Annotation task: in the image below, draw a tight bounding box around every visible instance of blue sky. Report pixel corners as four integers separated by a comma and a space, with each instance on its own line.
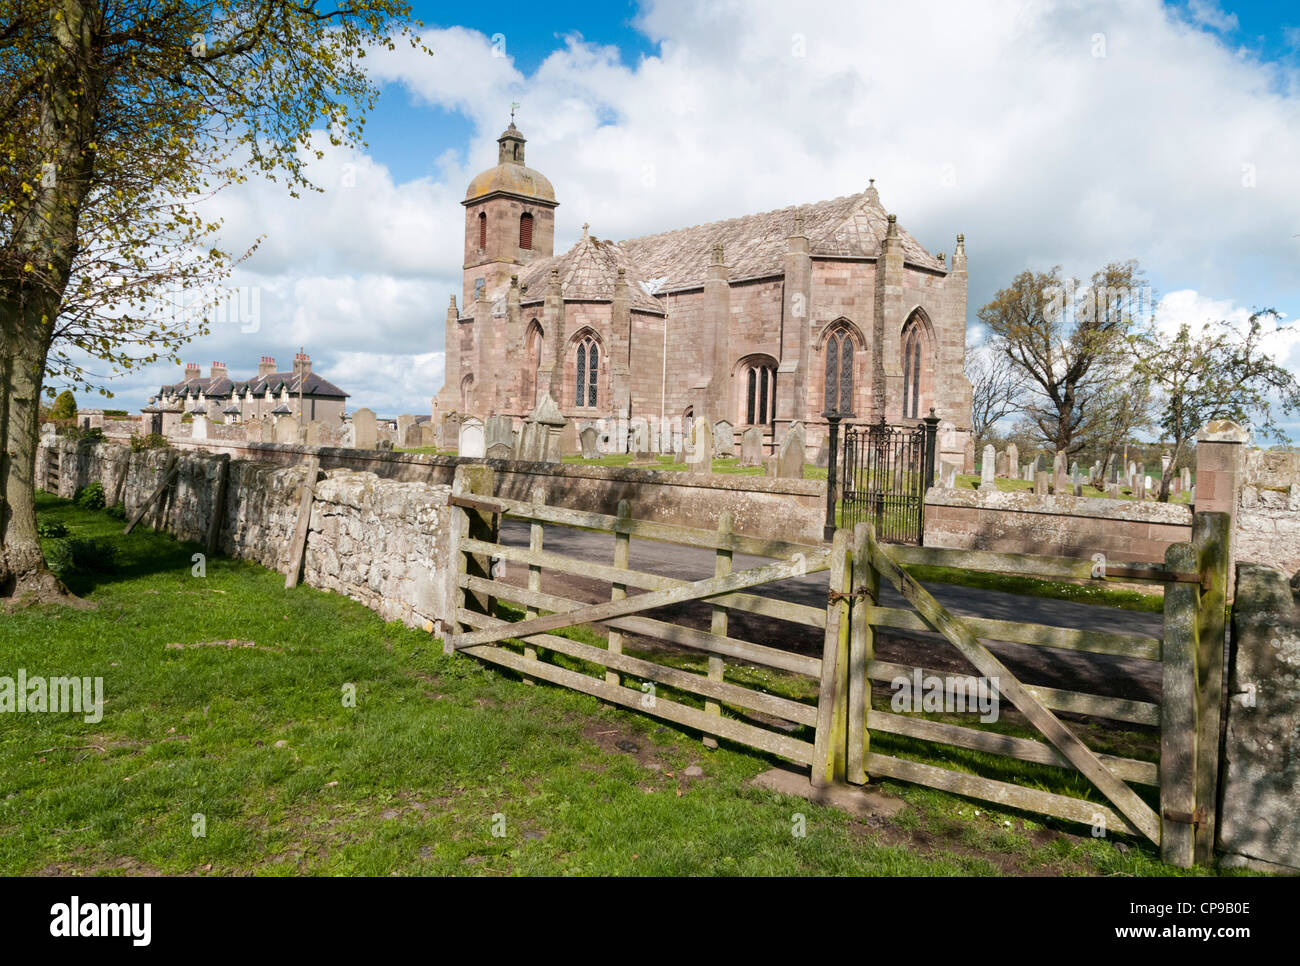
77, 0, 1300, 435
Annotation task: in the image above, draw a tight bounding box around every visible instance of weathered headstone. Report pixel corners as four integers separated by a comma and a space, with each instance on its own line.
419, 423, 436, 448
740, 426, 763, 466
273, 415, 298, 444
521, 395, 567, 463
687, 419, 713, 473
458, 417, 485, 458
774, 422, 805, 479
304, 420, 322, 446
630, 418, 651, 458
485, 415, 513, 454
979, 444, 997, 492
713, 420, 735, 458
396, 414, 415, 448
963, 436, 975, 474
352, 408, 377, 449
1034, 470, 1050, 496
995, 449, 1008, 479
941, 462, 958, 489
1053, 451, 1067, 494
1073, 482, 1083, 497
486, 441, 512, 460
1181, 466, 1192, 493
560, 419, 579, 457
580, 424, 599, 459
1005, 443, 1019, 478
814, 437, 829, 469
1133, 473, 1146, 500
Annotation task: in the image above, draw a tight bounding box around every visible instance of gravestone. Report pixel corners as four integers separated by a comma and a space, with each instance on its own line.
560, 419, 579, 457
273, 415, 298, 444
1181, 466, 1192, 492
352, 408, 377, 449
486, 441, 512, 460
995, 449, 1008, 478
1023, 462, 1033, 483
1073, 482, 1083, 497
963, 437, 975, 474
1053, 451, 1067, 494
814, 437, 829, 469
941, 462, 958, 489
1069, 460, 1079, 482
630, 419, 651, 458
521, 395, 567, 462
1034, 470, 1051, 496
419, 423, 436, 447
458, 417, 485, 458
1161, 451, 1172, 476
1106, 482, 1121, 498
687, 419, 713, 474
1005, 443, 1019, 478
740, 426, 764, 466
402, 422, 422, 448
1128, 461, 1138, 487
774, 422, 805, 479
580, 424, 600, 459
304, 420, 322, 446
1171, 477, 1181, 495
713, 420, 735, 458
979, 444, 997, 492
485, 415, 513, 454
1133, 473, 1146, 500
396, 414, 415, 448
192, 415, 210, 440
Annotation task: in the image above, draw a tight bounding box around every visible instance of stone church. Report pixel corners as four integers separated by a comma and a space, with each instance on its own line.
434, 121, 973, 464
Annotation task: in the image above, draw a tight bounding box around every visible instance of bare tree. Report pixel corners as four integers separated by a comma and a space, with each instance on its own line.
965, 343, 1026, 448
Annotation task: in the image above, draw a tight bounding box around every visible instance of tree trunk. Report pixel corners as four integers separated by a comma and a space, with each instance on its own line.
0, 292, 69, 600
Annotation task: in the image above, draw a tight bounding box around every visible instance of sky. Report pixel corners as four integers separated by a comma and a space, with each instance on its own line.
70, 0, 1300, 430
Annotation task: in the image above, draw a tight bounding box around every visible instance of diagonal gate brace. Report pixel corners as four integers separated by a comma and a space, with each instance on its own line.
867, 535, 1162, 845
452, 550, 829, 651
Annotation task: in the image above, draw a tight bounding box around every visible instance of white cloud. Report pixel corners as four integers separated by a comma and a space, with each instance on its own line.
1186, 0, 1238, 33
80, 1, 1300, 418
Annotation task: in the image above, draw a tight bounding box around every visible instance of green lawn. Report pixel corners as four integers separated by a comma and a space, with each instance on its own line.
0, 493, 1237, 876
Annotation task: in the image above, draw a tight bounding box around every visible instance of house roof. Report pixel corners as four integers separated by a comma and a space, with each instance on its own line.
158, 369, 349, 400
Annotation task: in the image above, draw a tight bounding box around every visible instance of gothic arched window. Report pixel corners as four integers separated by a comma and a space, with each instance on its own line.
902, 320, 925, 420
523, 320, 543, 407
575, 336, 599, 407
519, 212, 534, 250
823, 327, 855, 415
739, 358, 776, 426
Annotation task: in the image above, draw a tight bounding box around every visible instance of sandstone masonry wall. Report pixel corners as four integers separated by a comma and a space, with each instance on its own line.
39, 437, 452, 628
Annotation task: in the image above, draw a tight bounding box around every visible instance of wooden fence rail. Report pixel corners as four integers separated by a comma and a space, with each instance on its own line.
440, 464, 1229, 869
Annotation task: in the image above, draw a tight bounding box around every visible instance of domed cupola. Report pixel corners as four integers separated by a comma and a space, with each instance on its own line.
461, 120, 558, 308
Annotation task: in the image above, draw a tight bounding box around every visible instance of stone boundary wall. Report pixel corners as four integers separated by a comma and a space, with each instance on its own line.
38, 437, 453, 628
1237, 484, 1300, 577
1219, 563, 1300, 873
161, 437, 827, 543
923, 487, 1194, 563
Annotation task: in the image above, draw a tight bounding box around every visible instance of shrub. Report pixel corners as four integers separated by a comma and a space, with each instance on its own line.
74, 481, 106, 510
106, 502, 127, 521
36, 521, 68, 538
60, 425, 104, 442
49, 390, 77, 420
48, 537, 119, 577
129, 432, 168, 452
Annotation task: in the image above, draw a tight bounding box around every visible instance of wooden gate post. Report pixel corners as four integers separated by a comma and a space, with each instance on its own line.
847, 523, 877, 785
442, 464, 497, 656
523, 486, 547, 683
1159, 540, 1199, 868
1192, 511, 1230, 865
812, 528, 851, 786
703, 511, 734, 749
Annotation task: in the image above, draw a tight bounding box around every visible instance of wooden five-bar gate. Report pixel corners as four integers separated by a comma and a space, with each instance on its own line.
441, 465, 1228, 868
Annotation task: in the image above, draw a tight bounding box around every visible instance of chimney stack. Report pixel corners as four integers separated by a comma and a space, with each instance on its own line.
184, 362, 200, 383
258, 356, 276, 379
209, 361, 227, 381
293, 351, 311, 378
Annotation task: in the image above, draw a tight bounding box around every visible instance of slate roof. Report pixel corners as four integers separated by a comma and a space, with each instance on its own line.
486, 186, 945, 317
157, 370, 349, 400
618, 187, 945, 290
503, 232, 666, 315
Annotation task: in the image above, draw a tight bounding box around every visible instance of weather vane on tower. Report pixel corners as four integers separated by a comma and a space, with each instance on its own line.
510, 101, 520, 123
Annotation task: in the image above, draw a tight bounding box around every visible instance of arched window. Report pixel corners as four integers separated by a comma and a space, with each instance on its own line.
478, 212, 487, 250
823, 328, 855, 414
901, 317, 927, 420
519, 212, 534, 250
738, 357, 776, 426
575, 336, 599, 407
523, 320, 543, 407
460, 373, 474, 412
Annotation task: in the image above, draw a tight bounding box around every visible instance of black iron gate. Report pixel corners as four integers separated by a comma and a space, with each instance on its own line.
831, 413, 939, 545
